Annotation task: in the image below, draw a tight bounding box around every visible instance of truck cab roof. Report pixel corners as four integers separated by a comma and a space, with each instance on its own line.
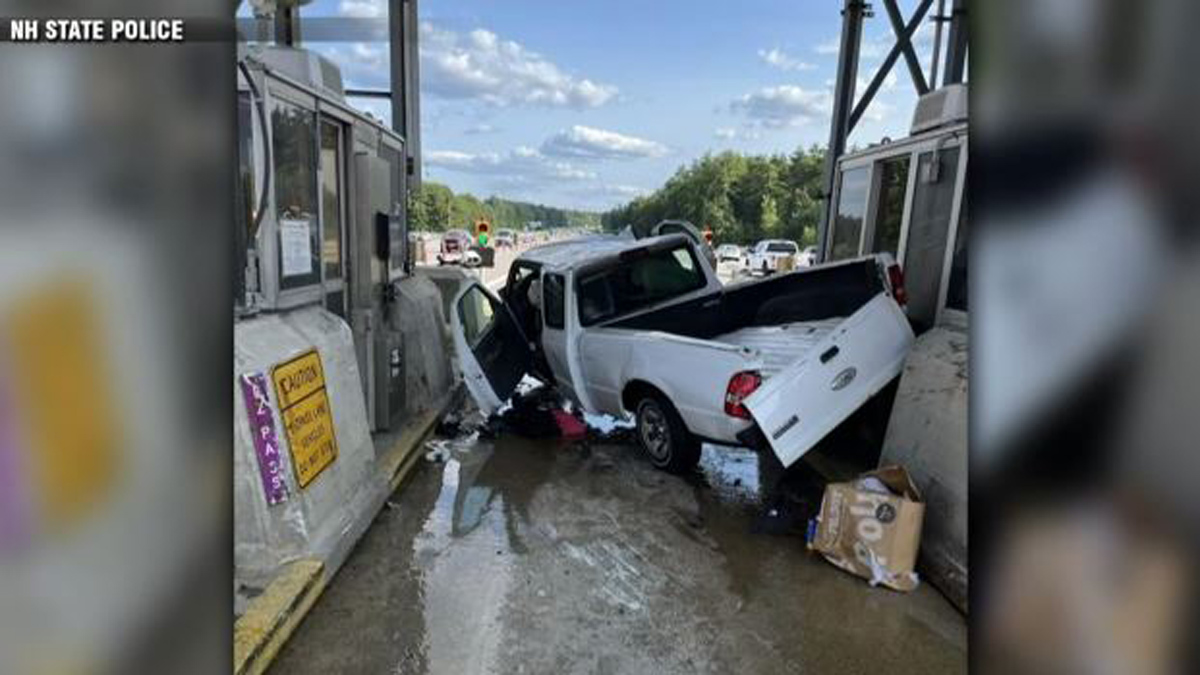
517, 233, 693, 273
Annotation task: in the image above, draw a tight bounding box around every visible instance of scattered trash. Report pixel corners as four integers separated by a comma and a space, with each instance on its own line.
807, 465, 924, 591
424, 441, 452, 463
552, 409, 587, 439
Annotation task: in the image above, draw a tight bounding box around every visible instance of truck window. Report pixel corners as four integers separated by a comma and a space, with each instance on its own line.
767, 242, 796, 253
544, 273, 565, 329
577, 244, 706, 325
458, 287, 497, 348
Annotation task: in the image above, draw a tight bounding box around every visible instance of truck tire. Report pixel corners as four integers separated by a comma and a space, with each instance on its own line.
634, 393, 701, 474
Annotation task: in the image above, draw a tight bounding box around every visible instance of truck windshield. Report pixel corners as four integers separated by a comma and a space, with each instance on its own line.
767, 243, 796, 253
577, 245, 706, 325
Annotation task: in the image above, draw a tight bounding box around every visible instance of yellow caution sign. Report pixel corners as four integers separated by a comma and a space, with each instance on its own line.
272, 349, 337, 489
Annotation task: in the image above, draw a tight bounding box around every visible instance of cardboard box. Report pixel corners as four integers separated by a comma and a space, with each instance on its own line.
808, 465, 925, 591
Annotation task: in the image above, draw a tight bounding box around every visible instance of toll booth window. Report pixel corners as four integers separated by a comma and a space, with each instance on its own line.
319, 121, 343, 282
380, 144, 406, 273
458, 286, 497, 348
543, 273, 565, 329
272, 101, 320, 290
945, 187, 967, 312
831, 166, 869, 260
871, 157, 910, 256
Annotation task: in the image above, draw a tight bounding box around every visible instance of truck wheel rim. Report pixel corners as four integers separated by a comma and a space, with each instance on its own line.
640, 403, 669, 460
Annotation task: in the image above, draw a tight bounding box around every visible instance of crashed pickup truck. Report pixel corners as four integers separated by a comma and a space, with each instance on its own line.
448, 233, 914, 473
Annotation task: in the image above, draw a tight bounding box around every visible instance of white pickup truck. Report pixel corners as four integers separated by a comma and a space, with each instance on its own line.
448, 234, 914, 473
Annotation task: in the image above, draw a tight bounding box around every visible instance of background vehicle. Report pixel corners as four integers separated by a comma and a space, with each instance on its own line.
450, 234, 913, 473
798, 246, 818, 267
748, 239, 799, 274
438, 229, 472, 265
495, 229, 518, 249
715, 243, 744, 264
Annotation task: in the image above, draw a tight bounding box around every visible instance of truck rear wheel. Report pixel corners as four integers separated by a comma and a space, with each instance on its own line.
635, 394, 701, 474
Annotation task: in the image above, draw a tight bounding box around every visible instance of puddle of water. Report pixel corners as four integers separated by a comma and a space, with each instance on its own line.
696, 444, 763, 506
413, 455, 516, 675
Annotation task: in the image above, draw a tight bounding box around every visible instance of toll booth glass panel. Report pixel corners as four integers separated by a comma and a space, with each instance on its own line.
320, 121, 343, 283
945, 180, 968, 312
870, 157, 910, 256
272, 100, 320, 291
904, 147, 961, 329
380, 144, 406, 275
830, 166, 870, 261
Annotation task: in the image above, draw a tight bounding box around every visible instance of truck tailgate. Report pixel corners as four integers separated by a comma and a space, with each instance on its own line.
743, 293, 914, 468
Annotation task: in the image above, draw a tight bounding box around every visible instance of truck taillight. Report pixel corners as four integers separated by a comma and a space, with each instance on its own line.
724, 371, 762, 419
887, 263, 907, 306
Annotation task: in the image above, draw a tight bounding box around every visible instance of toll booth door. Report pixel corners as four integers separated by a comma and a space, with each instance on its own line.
903, 147, 961, 332
349, 152, 392, 430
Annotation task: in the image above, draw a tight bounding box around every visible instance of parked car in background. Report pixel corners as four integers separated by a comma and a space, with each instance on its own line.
495, 229, 518, 249
799, 246, 818, 267
748, 239, 800, 274
447, 233, 913, 474
715, 243, 744, 264
438, 229, 472, 265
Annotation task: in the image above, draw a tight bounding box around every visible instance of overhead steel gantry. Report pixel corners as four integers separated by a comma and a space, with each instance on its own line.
817, 0, 968, 261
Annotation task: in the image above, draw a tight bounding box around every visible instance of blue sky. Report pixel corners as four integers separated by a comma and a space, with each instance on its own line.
247, 0, 938, 211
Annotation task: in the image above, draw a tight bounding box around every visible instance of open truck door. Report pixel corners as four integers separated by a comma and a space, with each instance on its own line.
449, 281, 533, 415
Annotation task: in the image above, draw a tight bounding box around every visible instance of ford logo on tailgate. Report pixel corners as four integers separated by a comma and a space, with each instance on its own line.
831, 367, 857, 391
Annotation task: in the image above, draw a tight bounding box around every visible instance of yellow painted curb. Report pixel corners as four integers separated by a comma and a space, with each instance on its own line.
233, 559, 326, 675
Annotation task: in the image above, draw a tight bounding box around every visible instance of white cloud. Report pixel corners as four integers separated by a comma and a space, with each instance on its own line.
464, 123, 499, 135
816, 23, 936, 61
420, 22, 618, 108
758, 48, 815, 72
541, 125, 668, 160
730, 85, 831, 128
425, 146, 596, 184
815, 33, 892, 60
339, 0, 385, 19
714, 127, 762, 141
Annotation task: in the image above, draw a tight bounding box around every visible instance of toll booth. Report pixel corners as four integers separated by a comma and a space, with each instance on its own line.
824, 85, 968, 332
236, 46, 408, 431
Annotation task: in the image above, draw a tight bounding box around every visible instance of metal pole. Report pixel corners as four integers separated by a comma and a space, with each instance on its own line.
389, 0, 405, 136
274, 5, 300, 46
943, 0, 967, 85
880, 0, 929, 94
929, 0, 945, 90
403, 0, 422, 191
817, 0, 866, 263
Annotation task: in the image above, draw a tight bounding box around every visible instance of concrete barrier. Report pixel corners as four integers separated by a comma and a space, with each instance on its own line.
389, 275, 455, 421
233, 286, 462, 671
234, 307, 380, 590
879, 320, 968, 613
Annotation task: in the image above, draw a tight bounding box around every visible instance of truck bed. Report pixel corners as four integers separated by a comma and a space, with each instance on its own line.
713, 318, 843, 378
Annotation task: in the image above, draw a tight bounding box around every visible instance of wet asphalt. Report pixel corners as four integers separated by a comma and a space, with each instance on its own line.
270, 426, 966, 674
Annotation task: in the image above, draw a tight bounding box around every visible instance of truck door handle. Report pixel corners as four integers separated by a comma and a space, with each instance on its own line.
702, 299, 720, 308
820, 346, 839, 364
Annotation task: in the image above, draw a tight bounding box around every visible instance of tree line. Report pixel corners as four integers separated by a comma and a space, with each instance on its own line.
601, 146, 827, 247
407, 181, 602, 232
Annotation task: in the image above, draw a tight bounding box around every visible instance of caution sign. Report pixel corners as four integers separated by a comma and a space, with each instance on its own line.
272, 349, 337, 489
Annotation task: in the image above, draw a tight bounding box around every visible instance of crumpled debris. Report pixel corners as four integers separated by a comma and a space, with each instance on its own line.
423, 432, 479, 462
